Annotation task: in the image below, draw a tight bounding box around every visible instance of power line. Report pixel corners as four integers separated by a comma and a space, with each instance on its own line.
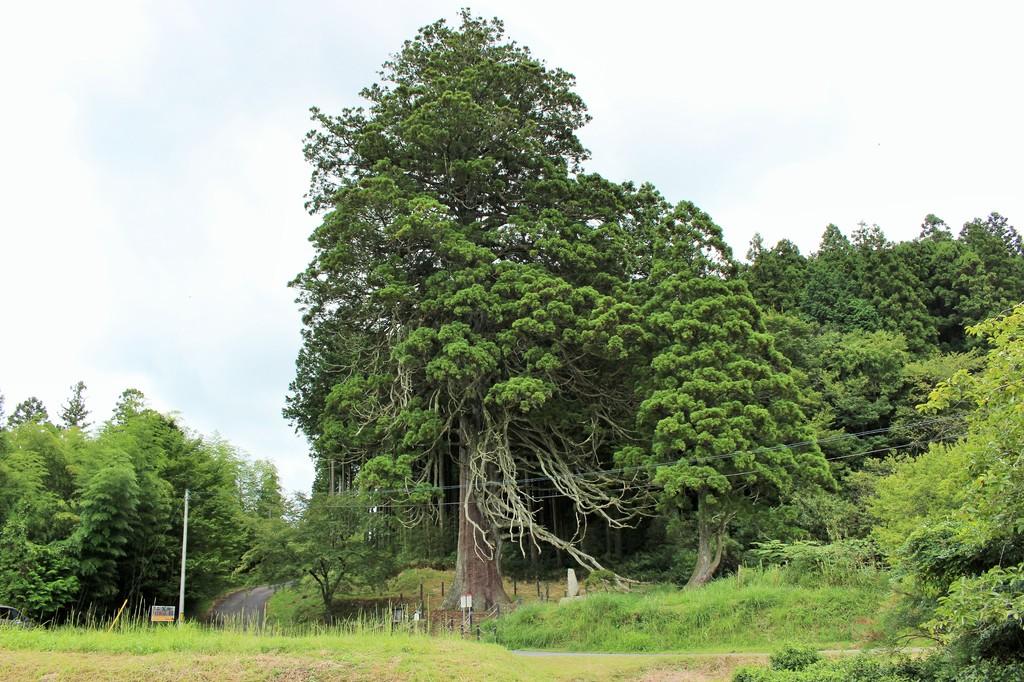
318, 413, 964, 499
315, 431, 959, 510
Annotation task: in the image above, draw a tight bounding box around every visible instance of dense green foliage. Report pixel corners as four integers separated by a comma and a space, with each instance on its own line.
736, 304, 1024, 680
882, 307, 1024, 668
733, 652, 1024, 682
0, 389, 285, 622
733, 655, 935, 682
238, 491, 397, 616
744, 215, 1024, 353
768, 644, 822, 672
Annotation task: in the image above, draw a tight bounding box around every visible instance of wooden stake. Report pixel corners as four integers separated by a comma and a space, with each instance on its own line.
107, 598, 129, 632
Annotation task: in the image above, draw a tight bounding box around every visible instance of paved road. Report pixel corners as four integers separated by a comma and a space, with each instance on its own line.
208, 586, 275, 627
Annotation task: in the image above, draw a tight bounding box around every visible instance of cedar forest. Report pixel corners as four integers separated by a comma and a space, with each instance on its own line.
1, 12, 1023, 682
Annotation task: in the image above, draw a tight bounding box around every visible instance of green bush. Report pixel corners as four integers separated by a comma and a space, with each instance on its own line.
733, 652, 1024, 682
770, 644, 822, 671
948, 660, 1024, 682
733, 655, 921, 681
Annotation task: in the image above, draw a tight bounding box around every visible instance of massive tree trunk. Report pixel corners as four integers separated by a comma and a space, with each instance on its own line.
442, 418, 510, 610
685, 495, 727, 589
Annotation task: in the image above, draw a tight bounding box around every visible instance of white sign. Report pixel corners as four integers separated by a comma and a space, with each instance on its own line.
459, 594, 473, 609
150, 605, 175, 623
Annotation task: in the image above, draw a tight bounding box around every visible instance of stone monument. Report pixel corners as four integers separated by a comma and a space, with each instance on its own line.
566, 568, 579, 598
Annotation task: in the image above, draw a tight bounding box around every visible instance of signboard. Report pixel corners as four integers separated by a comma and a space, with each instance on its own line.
459, 594, 473, 609
150, 605, 175, 623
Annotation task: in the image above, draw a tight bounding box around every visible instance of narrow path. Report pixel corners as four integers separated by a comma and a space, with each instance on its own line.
208, 586, 274, 627
511, 647, 928, 658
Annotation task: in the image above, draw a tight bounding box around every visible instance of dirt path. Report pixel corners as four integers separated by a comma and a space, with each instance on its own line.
208, 586, 274, 627
511, 647, 928, 658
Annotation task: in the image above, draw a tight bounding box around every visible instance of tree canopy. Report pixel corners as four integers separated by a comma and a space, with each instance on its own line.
289, 11, 830, 601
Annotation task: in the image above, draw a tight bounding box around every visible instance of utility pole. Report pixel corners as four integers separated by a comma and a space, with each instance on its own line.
178, 488, 189, 626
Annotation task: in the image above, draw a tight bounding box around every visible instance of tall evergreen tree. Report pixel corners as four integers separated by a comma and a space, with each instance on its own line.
801, 225, 879, 331
622, 207, 829, 586
59, 381, 90, 430
906, 215, 966, 350
743, 235, 807, 313
954, 212, 1024, 331
289, 12, 714, 606
852, 223, 935, 351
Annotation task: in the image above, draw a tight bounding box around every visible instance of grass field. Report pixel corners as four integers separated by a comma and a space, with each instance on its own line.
0, 623, 763, 681
488, 566, 892, 652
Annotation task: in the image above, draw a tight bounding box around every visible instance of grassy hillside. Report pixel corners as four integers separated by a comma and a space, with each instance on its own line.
488, 567, 891, 652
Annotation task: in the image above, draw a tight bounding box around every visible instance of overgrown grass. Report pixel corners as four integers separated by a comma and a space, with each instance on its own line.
2, 619, 462, 656
488, 566, 892, 652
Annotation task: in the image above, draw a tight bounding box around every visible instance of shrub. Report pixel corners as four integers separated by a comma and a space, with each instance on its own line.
949, 660, 1024, 682
732, 656, 916, 681
770, 644, 822, 671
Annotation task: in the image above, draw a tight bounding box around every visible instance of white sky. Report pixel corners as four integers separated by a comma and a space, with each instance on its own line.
1, 1, 1022, 492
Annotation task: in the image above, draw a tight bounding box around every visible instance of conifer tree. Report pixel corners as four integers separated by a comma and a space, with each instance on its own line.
907, 215, 966, 350
59, 381, 90, 430
852, 223, 935, 351
287, 13, 712, 604
743, 235, 807, 313
955, 213, 1024, 331
801, 225, 879, 331
112, 388, 147, 425
622, 206, 830, 586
